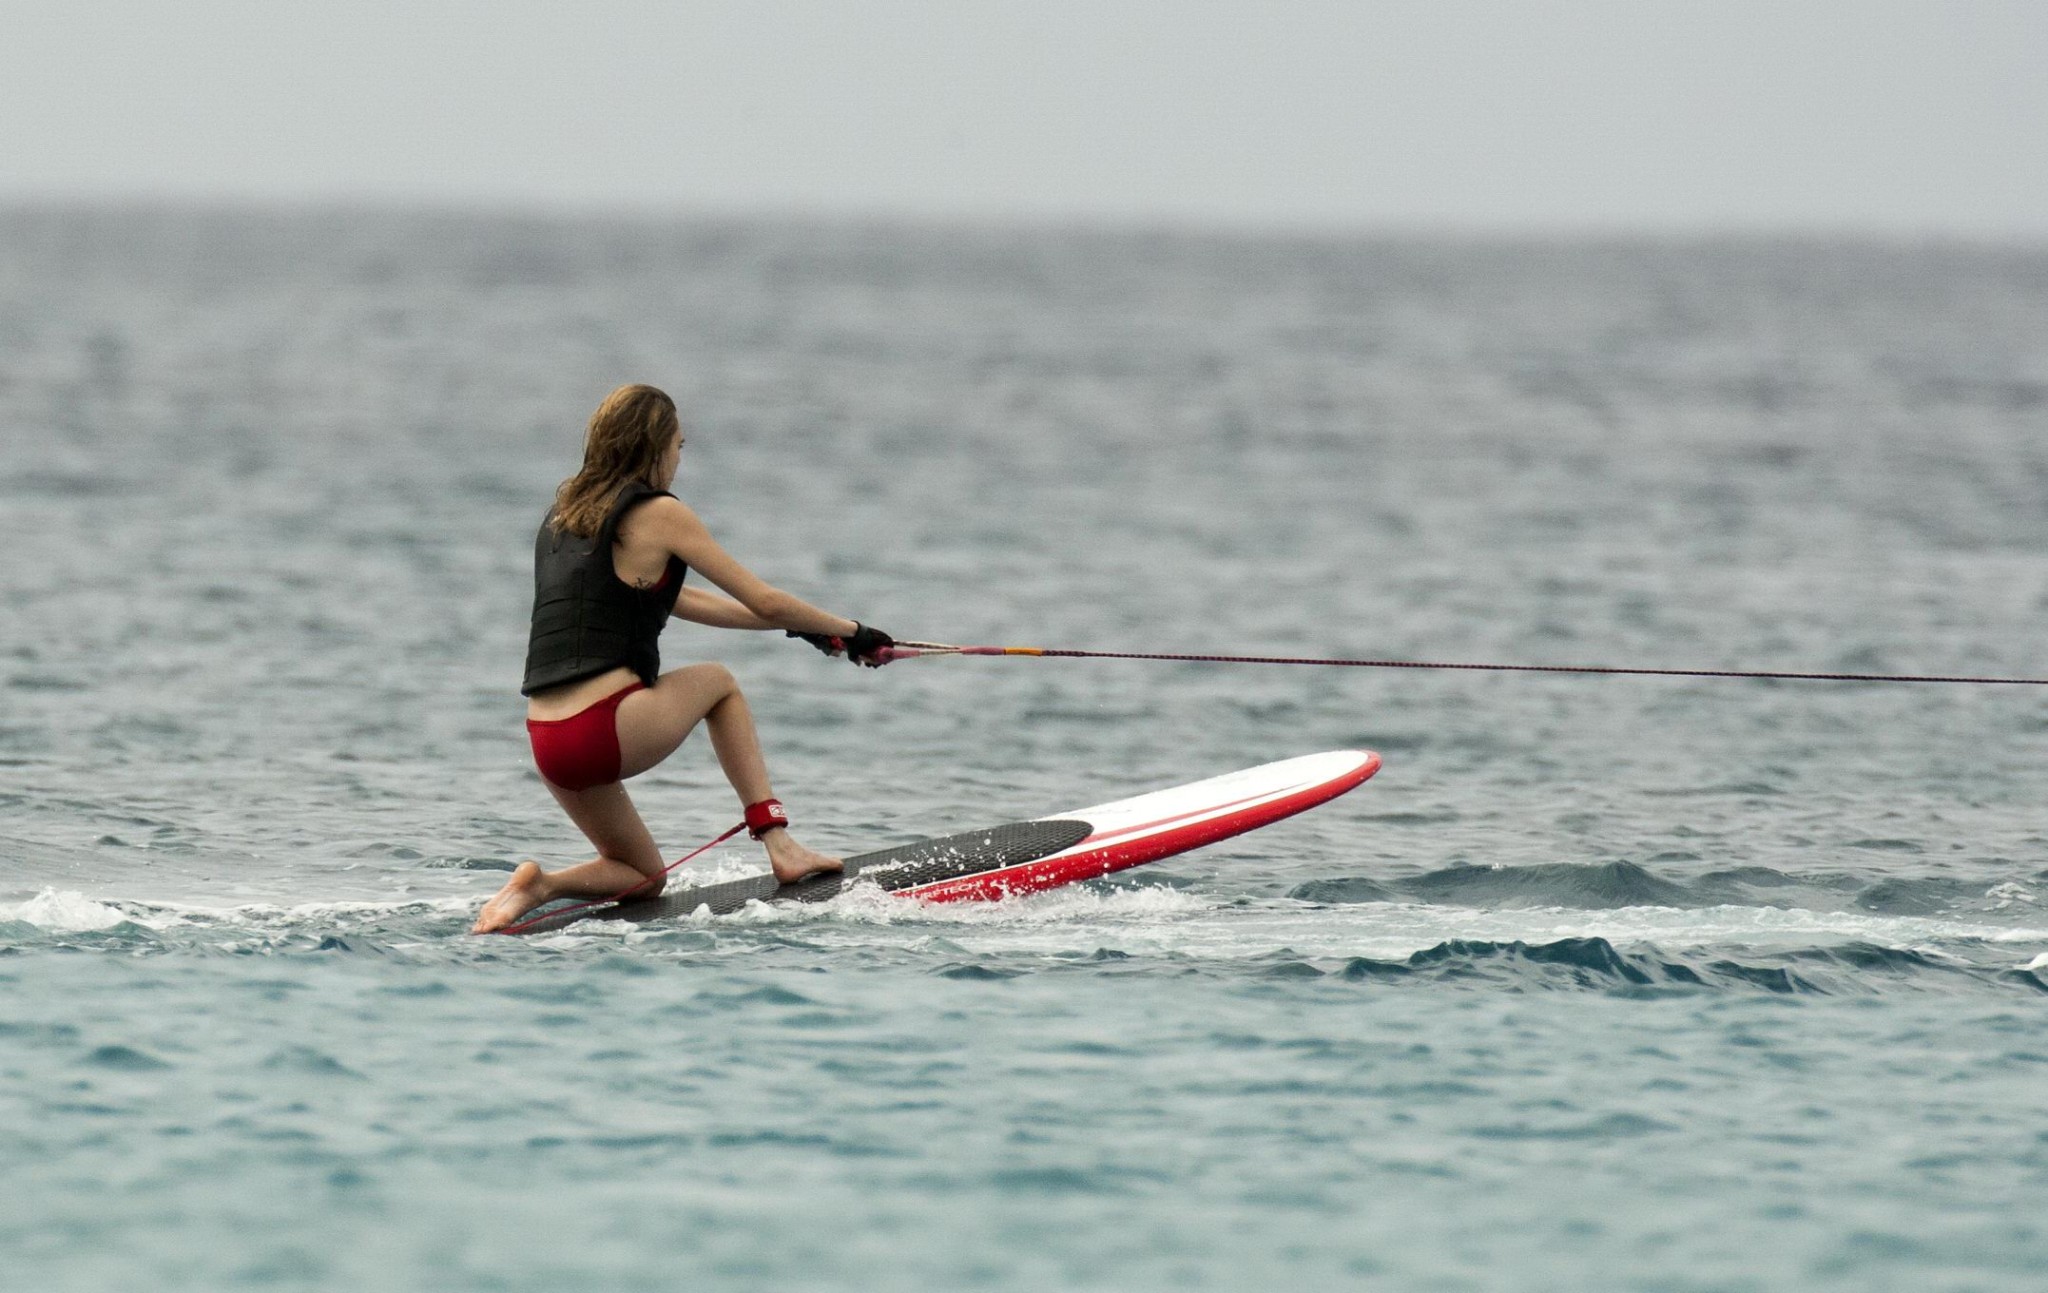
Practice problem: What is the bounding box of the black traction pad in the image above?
[507,818,1094,934]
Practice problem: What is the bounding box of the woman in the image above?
[472,384,893,934]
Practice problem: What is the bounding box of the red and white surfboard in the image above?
[506,750,1380,933]
[899,749,1381,902]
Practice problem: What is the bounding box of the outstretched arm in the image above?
[647,497,857,638]
[669,586,779,630]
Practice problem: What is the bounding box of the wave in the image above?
[1332,936,2048,996]
[0,887,474,939]
[1398,860,1695,909]
[0,881,1209,947]
[7,885,2045,996]
[0,889,136,932]
[1292,859,2045,921]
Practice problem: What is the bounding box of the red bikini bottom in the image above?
[527,683,646,791]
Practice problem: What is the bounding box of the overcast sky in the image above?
[4,0,2044,236]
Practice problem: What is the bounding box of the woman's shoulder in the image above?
[614,491,702,544]
[620,490,692,523]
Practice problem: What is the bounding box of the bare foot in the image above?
[472,860,550,933]
[763,829,843,885]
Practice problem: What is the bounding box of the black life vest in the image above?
[521,483,688,696]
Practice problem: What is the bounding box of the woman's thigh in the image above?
[614,663,738,779]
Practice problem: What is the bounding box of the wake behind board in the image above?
[507,750,1380,935]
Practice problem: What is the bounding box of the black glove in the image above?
[785,623,894,666]
[843,623,894,668]
[786,629,844,658]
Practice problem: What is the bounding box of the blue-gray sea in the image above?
[2,207,2045,1291]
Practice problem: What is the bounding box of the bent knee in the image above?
[607,858,666,897]
[653,662,740,702]
[690,662,740,697]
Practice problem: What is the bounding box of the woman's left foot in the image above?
[472,861,548,933]
[764,830,843,885]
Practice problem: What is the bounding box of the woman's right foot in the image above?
[472,860,549,933]
[763,829,843,884]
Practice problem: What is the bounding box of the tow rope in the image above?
[876,642,2047,686]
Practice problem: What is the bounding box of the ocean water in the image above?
[2,207,2045,1291]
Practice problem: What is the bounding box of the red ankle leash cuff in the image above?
[744,798,789,839]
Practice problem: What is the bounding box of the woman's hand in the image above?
[787,629,843,657]
[787,623,895,667]
[844,624,894,667]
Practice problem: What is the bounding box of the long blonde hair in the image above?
[550,384,679,538]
